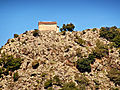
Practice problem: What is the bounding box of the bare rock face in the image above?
[0,29,120,90]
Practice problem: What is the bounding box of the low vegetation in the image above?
[44,79,52,89]
[100,26,120,48]
[0,53,22,77]
[60,23,75,32]
[52,75,61,86]
[33,30,39,37]
[14,34,19,38]
[75,36,85,46]
[76,48,82,57]
[107,68,120,86]
[13,72,19,81]
[76,54,95,73]
[93,40,108,59]
[44,75,62,89]
[61,81,78,90]
[92,28,97,32]
[74,74,89,89]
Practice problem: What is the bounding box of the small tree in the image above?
[60,23,75,32]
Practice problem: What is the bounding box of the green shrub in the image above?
[76,54,95,73]
[3,56,22,72]
[100,26,120,48]
[33,30,39,37]
[92,28,97,32]
[13,72,19,81]
[74,74,89,89]
[0,53,22,77]
[76,58,91,73]
[76,48,82,57]
[93,40,108,59]
[75,37,85,46]
[53,75,61,86]
[87,54,95,64]
[60,23,75,32]
[41,72,47,77]
[44,79,52,89]
[107,68,120,86]
[61,82,78,90]
[14,34,19,38]
[32,60,39,69]
[0,68,3,78]
[110,50,114,53]
[47,87,53,90]
[112,35,120,47]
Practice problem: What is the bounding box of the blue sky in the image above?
[0,0,120,47]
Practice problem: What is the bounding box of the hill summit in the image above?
[0,27,120,90]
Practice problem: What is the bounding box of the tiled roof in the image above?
[38,22,57,25]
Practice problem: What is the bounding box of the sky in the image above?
[0,0,120,47]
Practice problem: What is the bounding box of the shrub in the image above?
[100,26,120,48]
[76,58,91,73]
[0,68,3,78]
[3,56,22,72]
[44,79,52,89]
[61,82,78,90]
[93,40,108,59]
[0,53,22,77]
[60,23,75,32]
[47,87,53,90]
[53,75,61,86]
[76,54,95,73]
[112,35,120,47]
[32,60,39,69]
[74,74,89,89]
[92,28,97,32]
[13,72,19,81]
[75,37,85,46]
[87,54,95,64]
[110,50,114,53]
[41,72,47,77]
[76,48,82,57]
[14,34,19,38]
[33,30,39,37]
[107,68,120,86]
[11,39,15,42]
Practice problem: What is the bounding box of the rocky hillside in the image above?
[0,27,120,90]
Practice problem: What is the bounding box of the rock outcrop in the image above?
[0,29,120,90]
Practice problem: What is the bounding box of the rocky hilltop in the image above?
[0,27,120,90]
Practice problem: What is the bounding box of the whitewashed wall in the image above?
[39,24,59,32]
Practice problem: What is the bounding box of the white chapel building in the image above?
[38,21,59,32]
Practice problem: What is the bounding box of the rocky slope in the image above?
[0,28,120,90]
